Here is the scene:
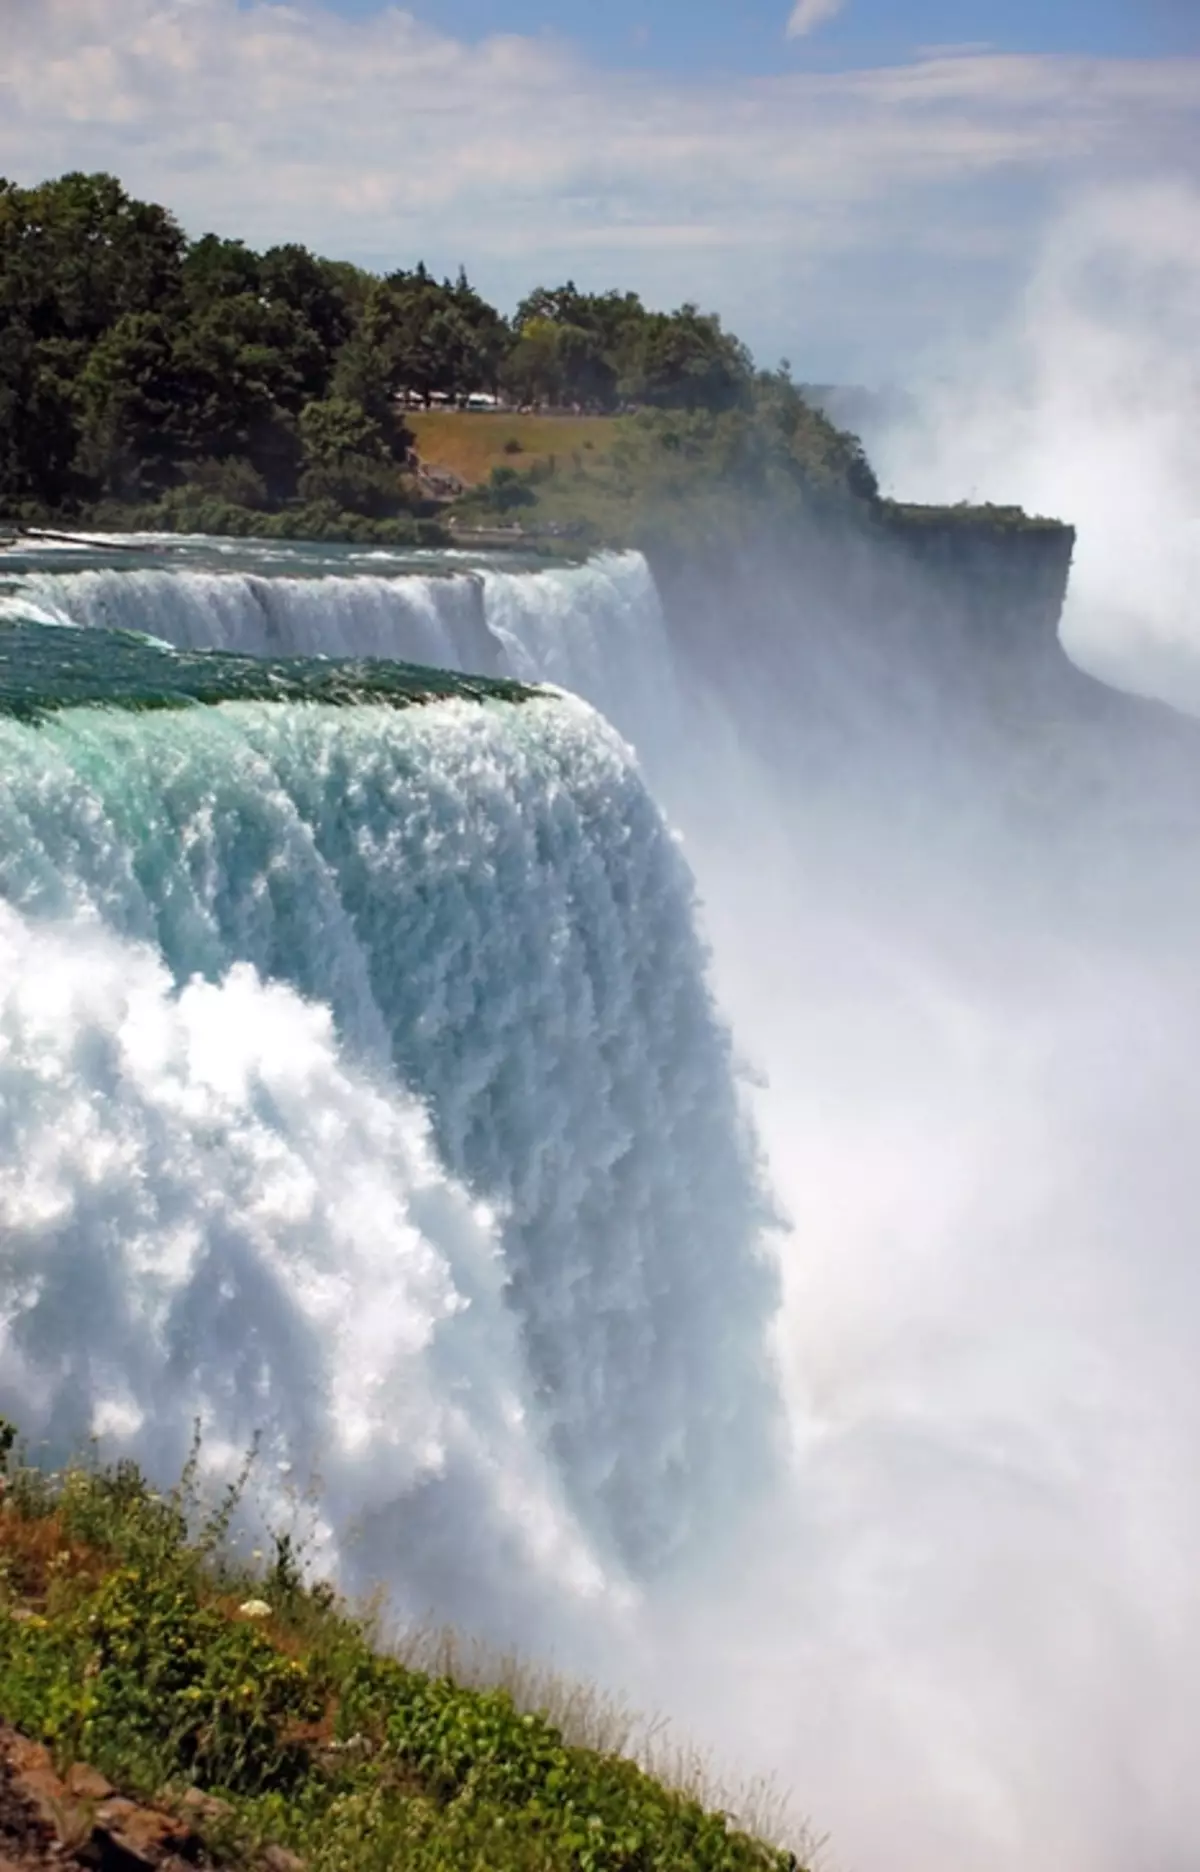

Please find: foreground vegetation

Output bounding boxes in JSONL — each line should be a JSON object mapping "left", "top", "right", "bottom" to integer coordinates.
{"left": 0, "top": 1423, "right": 807, "bottom": 1872}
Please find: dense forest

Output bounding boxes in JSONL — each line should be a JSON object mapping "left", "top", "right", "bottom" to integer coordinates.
{"left": 0, "top": 171, "right": 882, "bottom": 544}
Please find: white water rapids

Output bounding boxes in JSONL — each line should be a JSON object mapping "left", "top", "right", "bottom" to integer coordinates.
{"left": 4, "top": 536, "right": 1200, "bottom": 1869}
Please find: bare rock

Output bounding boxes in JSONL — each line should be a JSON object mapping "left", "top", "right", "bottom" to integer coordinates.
{"left": 175, "top": 1789, "right": 233, "bottom": 1828}
{"left": 259, "top": 1849, "right": 305, "bottom": 1872}
{"left": 65, "top": 1768, "right": 114, "bottom": 1804}
{"left": 89, "top": 1797, "right": 200, "bottom": 1870}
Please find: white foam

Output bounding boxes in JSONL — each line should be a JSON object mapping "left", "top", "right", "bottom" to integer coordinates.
{"left": 0, "top": 693, "right": 776, "bottom": 1580}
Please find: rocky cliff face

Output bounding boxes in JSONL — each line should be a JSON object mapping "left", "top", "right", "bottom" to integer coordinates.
{"left": 649, "top": 502, "right": 1200, "bottom": 850}
{"left": 648, "top": 504, "right": 1081, "bottom": 736}
{"left": 877, "top": 506, "right": 1077, "bottom": 684}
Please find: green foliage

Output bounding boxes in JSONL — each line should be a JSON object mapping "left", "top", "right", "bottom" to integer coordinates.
{"left": 882, "top": 498, "right": 1067, "bottom": 536}
{"left": 182, "top": 234, "right": 262, "bottom": 313}
{"left": 0, "top": 1566, "right": 322, "bottom": 1791}
{"left": 260, "top": 244, "right": 356, "bottom": 366}
{"left": 0, "top": 172, "right": 185, "bottom": 347}
{"left": 620, "top": 305, "right": 751, "bottom": 414}
{"left": 333, "top": 1654, "right": 790, "bottom": 1872}
{"left": 502, "top": 285, "right": 752, "bottom": 417}
{"left": 500, "top": 315, "right": 573, "bottom": 407}
{"left": 0, "top": 176, "right": 382, "bottom": 515}
{"left": 75, "top": 310, "right": 191, "bottom": 499}
{"left": 362, "top": 264, "right": 509, "bottom": 408}
{"left": 472, "top": 383, "right": 886, "bottom": 551}
{"left": 114, "top": 488, "right": 429, "bottom": 546}
{"left": 0, "top": 1436, "right": 805, "bottom": 1872}
{"left": 0, "top": 169, "right": 903, "bottom": 553}
{"left": 486, "top": 465, "right": 538, "bottom": 513}
{"left": 297, "top": 396, "right": 408, "bottom": 517}
{"left": 187, "top": 455, "right": 271, "bottom": 510}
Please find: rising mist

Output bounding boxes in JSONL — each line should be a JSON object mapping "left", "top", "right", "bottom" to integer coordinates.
{"left": 615, "top": 180, "right": 1200, "bottom": 1872}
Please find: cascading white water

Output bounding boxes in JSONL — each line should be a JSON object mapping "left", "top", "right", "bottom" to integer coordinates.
{"left": 9, "top": 506, "right": 1200, "bottom": 1872}
{"left": 0, "top": 688, "right": 777, "bottom": 1584}
{"left": 0, "top": 903, "right": 609, "bottom": 1636}
{"left": 479, "top": 554, "right": 684, "bottom": 760}
{"left": 1, "top": 549, "right": 682, "bottom": 765}
{"left": 5, "top": 564, "right": 500, "bottom": 673}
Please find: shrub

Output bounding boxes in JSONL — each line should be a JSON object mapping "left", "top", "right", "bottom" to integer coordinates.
{"left": 297, "top": 458, "right": 407, "bottom": 520}
{"left": 487, "top": 466, "right": 537, "bottom": 514}
{"left": 0, "top": 1434, "right": 808, "bottom": 1872}
{"left": 187, "top": 457, "right": 271, "bottom": 510}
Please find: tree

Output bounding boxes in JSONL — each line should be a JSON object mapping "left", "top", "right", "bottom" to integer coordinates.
{"left": 622, "top": 305, "right": 751, "bottom": 413}
{"left": 510, "top": 283, "right": 642, "bottom": 409}
{"left": 0, "top": 172, "right": 185, "bottom": 344}
{"left": 260, "top": 243, "right": 355, "bottom": 394}
{"left": 486, "top": 464, "right": 536, "bottom": 513}
{"left": 362, "top": 268, "right": 506, "bottom": 406}
{"left": 555, "top": 322, "right": 618, "bottom": 409}
{"left": 499, "top": 317, "right": 563, "bottom": 407}
{"left": 0, "top": 168, "right": 886, "bottom": 532}
{"left": 76, "top": 312, "right": 191, "bottom": 499}
{"left": 329, "top": 335, "right": 408, "bottom": 444}
{"left": 297, "top": 395, "right": 406, "bottom": 516}
{"left": 0, "top": 319, "right": 81, "bottom": 508}
{"left": 182, "top": 235, "right": 262, "bottom": 312}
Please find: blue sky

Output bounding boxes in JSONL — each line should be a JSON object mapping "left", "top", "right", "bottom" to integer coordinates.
{"left": 322, "top": 0, "right": 1191, "bottom": 69}
{"left": 4, "top": 0, "right": 1199, "bottom": 383}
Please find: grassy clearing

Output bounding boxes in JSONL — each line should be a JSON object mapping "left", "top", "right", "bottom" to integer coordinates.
{"left": 408, "top": 413, "right": 619, "bottom": 487}
{"left": 0, "top": 1423, "right": 814, "bottom": 1872}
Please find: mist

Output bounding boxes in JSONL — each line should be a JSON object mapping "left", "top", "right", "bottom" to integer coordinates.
{"left": 874, "top": 179, "right": 1200, "bottom": 712}
{"left": 608, "top": 180, "right": 1200, "bottom": 1871}
{"left": 5, "top": 178, "right": 1200, "bottom": 1872}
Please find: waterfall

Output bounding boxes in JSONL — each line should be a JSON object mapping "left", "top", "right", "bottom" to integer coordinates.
{"left": 10, "top": 523, "right": 1200, "bottom": 1869}
{"left": 1, "top": 547, "right": 683, "bottom": 763}
{"left": 5, "top": 564, "right": 503, "bottom": 675}
{"left": 0, "top": 675, "right": 777, "bottom": 1587}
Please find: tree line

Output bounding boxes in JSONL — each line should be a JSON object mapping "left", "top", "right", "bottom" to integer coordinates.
{"left": 0, "top": 172, "right": 783, "bottom": 526}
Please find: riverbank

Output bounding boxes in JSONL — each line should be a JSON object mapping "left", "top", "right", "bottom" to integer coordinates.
{"left": 0, "top": 1429, "right": 807, "bottom": 1872}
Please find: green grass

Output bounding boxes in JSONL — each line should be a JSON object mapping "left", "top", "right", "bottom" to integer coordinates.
{"left": 408, "top": 413, "right": 620, "bottom": 490}
{"left": 446, "top": 403, "right": 884, "bottom": 553}
{"left": 0, "top": 1424, "right": 812, "bottom": 1872}
{"left": 881, "top": 500, "right": 1070, "bottom": 537}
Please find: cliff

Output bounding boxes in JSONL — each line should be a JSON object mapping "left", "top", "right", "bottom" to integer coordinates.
{"left": 647, "top": 498, "right": 1200, "bottom": 853}
{"left": 648, "top": 500, "right": 1082, "bottom": 732}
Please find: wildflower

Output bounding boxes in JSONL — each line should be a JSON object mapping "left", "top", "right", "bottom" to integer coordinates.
{"left": 238, "top": 1598, "right": 272, "bottom": 1620}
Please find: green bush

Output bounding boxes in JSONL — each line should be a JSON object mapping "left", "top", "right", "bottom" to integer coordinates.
{"left": 487, "top": 465, "right": 537, "bottom": 513}
{"left": 187, "top": 456, "right": 271, "bottom": 510}
{"left": 0, "top": 1567, "right": 322, "bottom": 1792}
{"left": 0, "top": 1436, "right": 805, "bottom": 1872}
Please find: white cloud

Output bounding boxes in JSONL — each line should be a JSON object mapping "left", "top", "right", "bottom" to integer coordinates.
{"left": 786, "top": 0, "right": 846, "bottom": 39}
{"left": 0, "top": 0, "right": 1197, "bottom": 377}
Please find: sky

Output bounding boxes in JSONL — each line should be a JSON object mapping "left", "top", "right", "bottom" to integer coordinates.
{"left": 327, "top": 0, "right": 1196, "bottom": 72}
{"left": 2, "top": 0, "right": 1198, "bottom": 381}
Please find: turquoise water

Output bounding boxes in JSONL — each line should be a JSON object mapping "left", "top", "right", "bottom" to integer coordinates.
{"left": 0, "top": 615, "right": 539, "bottom": 720}
{"left": 0, "top": 544, "right": 776, "bottom": 1598}
{"left": 0, "top": 539, "right": 677, "bottom": 758}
